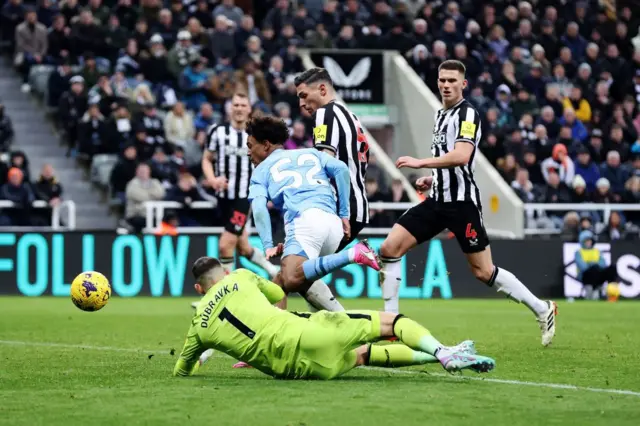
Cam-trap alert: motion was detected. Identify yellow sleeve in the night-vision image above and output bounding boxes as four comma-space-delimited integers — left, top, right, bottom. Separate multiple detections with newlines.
173, 323, 205, 377
255, 275, 286, 304
577, 99, 592, 123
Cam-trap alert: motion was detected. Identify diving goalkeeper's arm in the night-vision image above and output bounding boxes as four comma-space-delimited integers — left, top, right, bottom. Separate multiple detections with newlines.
173, 325, 205, 377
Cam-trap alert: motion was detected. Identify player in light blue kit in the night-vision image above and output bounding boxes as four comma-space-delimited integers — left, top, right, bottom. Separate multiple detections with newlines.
246, 115, 380, 311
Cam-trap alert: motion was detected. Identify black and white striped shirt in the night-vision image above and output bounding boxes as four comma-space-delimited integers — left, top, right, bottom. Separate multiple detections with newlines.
430, 99, 483, 206
312, 100, 369, 224
207, 123, 252, 200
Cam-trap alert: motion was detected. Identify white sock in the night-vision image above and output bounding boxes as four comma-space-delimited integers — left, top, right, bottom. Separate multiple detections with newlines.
199, 349, 215, 365
220, 257, 234, 273
306, 301, 320, 312
381, 257, 401, 313
303, 280, 344, 311
249, 249, 279, 278
491, 267, 548, 316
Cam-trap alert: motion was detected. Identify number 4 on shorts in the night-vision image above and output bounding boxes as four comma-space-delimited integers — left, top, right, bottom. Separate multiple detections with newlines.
465, 223, 478, 239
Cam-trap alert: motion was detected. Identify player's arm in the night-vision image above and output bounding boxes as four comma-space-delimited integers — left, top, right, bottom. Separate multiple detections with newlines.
173, 324, 205, 377
250, 272, 286, 304
312, 105, 337, 156
396, 105, 479, 169
320, 152, 351, 218
248, 178, 274, 250
201, 126, 221, 186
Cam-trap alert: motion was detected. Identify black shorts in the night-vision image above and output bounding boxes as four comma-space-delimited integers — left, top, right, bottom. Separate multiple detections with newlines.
218, 198, 251, 236
337, 218, 366, 251
397, 198, 489, 253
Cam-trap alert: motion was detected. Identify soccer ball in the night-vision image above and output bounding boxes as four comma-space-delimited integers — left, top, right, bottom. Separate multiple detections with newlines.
71, 271, 111, 312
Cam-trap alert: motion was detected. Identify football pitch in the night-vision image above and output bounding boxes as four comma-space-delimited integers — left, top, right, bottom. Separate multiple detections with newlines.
1, 297, 639, 426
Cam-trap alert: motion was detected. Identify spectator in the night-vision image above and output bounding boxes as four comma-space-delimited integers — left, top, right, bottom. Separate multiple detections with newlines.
115, 39, 142, 78
561, 211, 580, 242
540, 171, 572, 229
571, 175, 590, 203
167, 30, 200, 79
9, 150, 30, 181
511, 168, 535, 203
104, 14, 129, 64
522, 149, 544, 187
599, 211, 631, 242
623, 175, 640, 224
58, 75, 88, 156
365, 176, 391, 228
284, 121, 311, 150
599, 151, 629, 201
141, 34, 173, 87
109, 144, 138, 202
593, 177, 614, 204
150, 147, 178, 186
559, 108, 588, 143
164, 173, 203, 226
78, 101, 108, 157
134, 102, 166, 160
541, 143, 575, 187
213, 0, 243, 27
210, 15, 236, 61
105, 103, 133, 151
498, 154, 518, 183
80, 53, 100, 91
124, 162, 165, 232
194, 103, 216, 133
47, 14, 71, 63
234, 57, 271, 107
164, 102, 195, 149
0, 103, 14, 152
0, 167, 35, 226
2, 0, 26, 49
562, 86, 592, 124
15, 8, 49, 92
180, 57, 209, 112
479, 132, 504, 167
153, 9, 177, 49
574, 146, 600, 193
32, 164, 63, 225
88, 0, 109, 26
70, 9, 103, 60
511, 88, 538, 122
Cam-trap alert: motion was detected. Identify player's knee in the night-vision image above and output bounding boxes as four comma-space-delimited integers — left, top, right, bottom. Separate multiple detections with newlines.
219, 233, 237, 254
380, 239, 402, 259
471, 264, 494, 283
237, 245, 252, 257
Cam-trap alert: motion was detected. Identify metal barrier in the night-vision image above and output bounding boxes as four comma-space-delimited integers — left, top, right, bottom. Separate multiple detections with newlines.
144, 201, 517, 239
523, 203, 640, 236
0, 200, 76, 230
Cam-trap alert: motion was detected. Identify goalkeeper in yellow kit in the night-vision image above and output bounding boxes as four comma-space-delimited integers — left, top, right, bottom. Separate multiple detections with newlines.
173, 257, 496, 379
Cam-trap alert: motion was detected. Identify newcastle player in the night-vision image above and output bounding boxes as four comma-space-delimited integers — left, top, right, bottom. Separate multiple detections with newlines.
379, 60, 557, 347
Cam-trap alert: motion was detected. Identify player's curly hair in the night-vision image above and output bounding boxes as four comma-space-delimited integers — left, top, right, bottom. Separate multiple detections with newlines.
246, 115, 289, 146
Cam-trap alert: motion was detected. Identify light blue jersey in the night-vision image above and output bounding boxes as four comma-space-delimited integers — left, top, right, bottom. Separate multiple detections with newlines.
249, 148, 351, 250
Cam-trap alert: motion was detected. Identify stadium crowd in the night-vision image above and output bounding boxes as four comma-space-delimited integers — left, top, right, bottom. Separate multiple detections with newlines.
0, 0, 638, 240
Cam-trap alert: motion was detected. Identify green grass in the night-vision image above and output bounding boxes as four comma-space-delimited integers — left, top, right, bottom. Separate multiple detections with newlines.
1, 297, 640, 426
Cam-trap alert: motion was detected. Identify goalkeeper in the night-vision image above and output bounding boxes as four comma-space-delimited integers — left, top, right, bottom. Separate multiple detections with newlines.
173, 257, 496, 379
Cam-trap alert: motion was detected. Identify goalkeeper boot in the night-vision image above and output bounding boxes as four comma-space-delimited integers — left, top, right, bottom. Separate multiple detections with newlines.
353, 240, 381, 271
436, 348, 495, 373
537, 301, 557, 347
451, 340, 476, 355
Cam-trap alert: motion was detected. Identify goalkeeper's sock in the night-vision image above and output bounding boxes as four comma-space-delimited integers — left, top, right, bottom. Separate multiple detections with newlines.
381, 257, 401, 313
393, 316, 444, 356
367, 344, 437, 368
303, 280, 344, 311
302, 249, 355, 282
220, 257, 234, 273
247, 248, 279, 278
488, 266, 547, 316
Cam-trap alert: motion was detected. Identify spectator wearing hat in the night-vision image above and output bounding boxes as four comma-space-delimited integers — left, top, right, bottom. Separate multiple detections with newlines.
168, 30, 200, 78
141, 34, 172, 87
125, 161, 165, 233
59, 75, 88, 156
15, 8, 49, 92
571, 175, 590, 203
541, 143, 575, 187
0, 167, 35, 226
574, 146, 600, 193
574, 63, 595, 94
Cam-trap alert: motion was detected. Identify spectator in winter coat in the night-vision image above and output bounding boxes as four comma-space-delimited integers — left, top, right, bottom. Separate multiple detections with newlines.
32, 164, 62, 226
134, 102, 166, 157
180, 58, 209, 112
109, 144, 138, 201
59, 75, 88, 153
125, 162, 165, 231
9, 150, 30, 182
78, 102, 108, 157
562, 86, 592, 124
574, 146, 600, 193
194, 103, 216, 133
167, 30, 200, 79
559, 108, 588, 143
0, 167, 34, 226
599, 151, 629, 201
15, 9, 49, 88
164, 102, 195, 149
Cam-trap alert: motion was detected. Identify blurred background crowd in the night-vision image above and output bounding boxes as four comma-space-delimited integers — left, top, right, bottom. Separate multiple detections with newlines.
0, 0, 638, 241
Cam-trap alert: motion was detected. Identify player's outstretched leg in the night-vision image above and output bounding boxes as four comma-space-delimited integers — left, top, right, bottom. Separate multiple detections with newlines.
384, 312, 495, 373
465, 249, 557, 347
301, 239, 381, 282
366, 339, 478, 368
379, 225, 419, 313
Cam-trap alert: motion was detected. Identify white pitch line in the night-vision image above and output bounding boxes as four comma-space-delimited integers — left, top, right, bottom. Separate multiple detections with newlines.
2, 340, 639, 397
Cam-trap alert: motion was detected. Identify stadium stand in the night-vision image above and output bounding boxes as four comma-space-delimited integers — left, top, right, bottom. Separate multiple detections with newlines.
0, 0, 638, 241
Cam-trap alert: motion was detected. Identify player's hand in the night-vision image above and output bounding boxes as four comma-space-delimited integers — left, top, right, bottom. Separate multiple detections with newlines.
210, 177, 228, 191
341, 218, 351, 240
265, 243, 283, 260
415, 176, 433, 193
396, 156, 424, 169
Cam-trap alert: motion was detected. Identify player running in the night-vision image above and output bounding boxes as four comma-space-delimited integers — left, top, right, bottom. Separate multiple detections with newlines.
379, 60, 557, 346
173, 257, 496, 379
201, 93, 279, 278
246, 115, 379, 311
